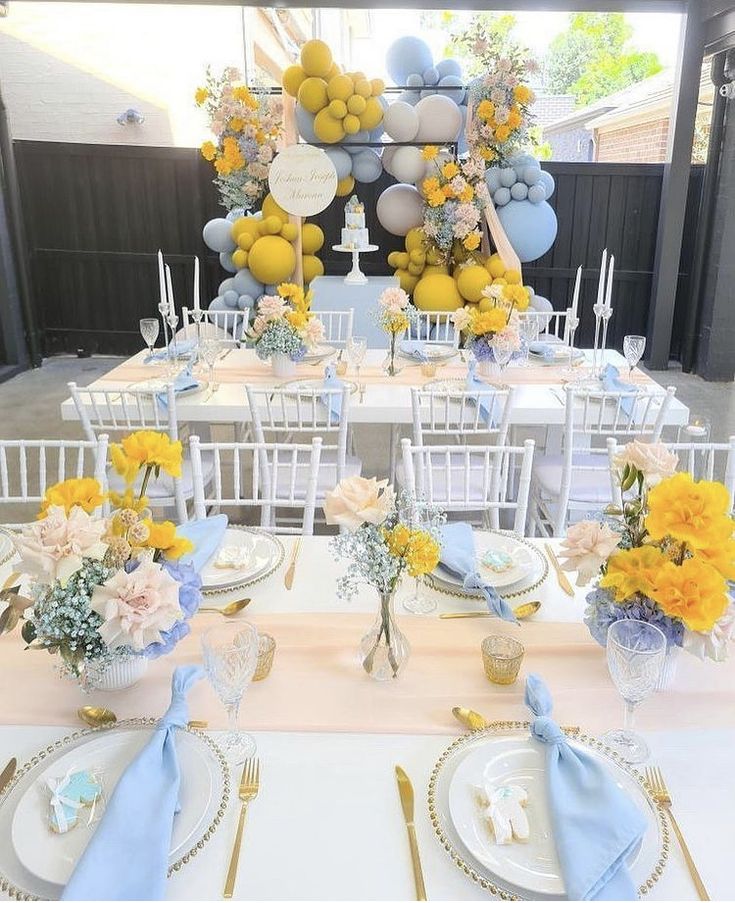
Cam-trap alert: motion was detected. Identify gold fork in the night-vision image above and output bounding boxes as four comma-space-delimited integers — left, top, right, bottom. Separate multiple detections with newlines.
645, 766, 709, 900
223, 758, 260, 899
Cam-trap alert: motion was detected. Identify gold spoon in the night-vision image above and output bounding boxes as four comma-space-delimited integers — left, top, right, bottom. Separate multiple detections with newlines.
197, 598, 251, 616
439, 601, 541, 620
78, 706, 117, 728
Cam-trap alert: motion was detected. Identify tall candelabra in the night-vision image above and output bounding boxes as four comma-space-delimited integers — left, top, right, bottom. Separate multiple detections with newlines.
592, 303, 614, 377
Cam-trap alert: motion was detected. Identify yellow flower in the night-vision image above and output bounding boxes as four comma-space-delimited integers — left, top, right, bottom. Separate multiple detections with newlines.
442, 184, 455, 199
507, 107, 523, 129
200, 140, 217, 162
696, 537, 735, 581
286, 310, 308, 330
232, 85, 254, 104
255, 129, 265, 145
229, 117, 245, 133
479, 146, 496, 162
650, 556, 729, 632
503, 283, 531, 311
422, 145, 438, 160
476, 100, 495, 121
278, 283, 303, 303
404, 529, 440, 577
39, 477, 105, 517
194, 86, 209, 106
141, 519, 193, 560
599, 545, 669, 602
427, 189, 446, 208
110, 431, 183, 483
108, 487, 149, 516
384, 523, 410, 557
646, 472, 733, 550
463, 232, 481, 251
459, 184, 475, 203
471, 308, 507, 336
422, 177, 440, 195
495, 125, 511, 143
387, 313, 409, 334
513, 84, 533, 104
214, 157, 233, 176
441, 161, 459, 180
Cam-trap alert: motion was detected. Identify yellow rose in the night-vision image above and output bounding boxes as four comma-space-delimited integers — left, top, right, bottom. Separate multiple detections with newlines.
646, 472, 733, 550
599, 545, 669, 601
194, 87, 209, 106
39, 477, 105, 518
650, 556, 729, 632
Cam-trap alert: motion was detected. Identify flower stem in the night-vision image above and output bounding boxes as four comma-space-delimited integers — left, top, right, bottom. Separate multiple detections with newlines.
139, 465, 153, 502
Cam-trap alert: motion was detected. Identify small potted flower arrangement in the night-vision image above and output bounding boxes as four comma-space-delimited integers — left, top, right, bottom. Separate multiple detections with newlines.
375, 286, 419, 377
1, 430, 202, 691
324, 476, 442, 679
248, 282, 325, 377
451, 281, 530, 376
559, 441, 735, 680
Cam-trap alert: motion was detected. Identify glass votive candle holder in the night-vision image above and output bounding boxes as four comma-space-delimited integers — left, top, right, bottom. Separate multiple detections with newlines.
481, 635, 525, 685
253, 633, 276, 681
421, 361, 438, 378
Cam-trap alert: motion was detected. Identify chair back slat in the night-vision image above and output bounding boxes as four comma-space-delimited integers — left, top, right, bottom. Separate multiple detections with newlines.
520, 309, 571, 342
311, 310, 354, 347
410, 311, 459, 347
411, 386, 514, 444
181, 307, 248, 345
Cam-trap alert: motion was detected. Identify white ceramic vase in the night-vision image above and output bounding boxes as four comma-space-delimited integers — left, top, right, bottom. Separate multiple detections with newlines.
86, 654, 149, 691
271, 353, 296, 378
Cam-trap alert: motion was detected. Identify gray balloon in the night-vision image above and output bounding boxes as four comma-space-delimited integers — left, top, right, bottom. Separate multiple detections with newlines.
352, 148, 383, 183
537, 169, 555, 199
324, 147, 352, 181
237, 293, 254, 310
494, 186, 511, 206
202, 218, 236, 253
219, 251, 238, 273
522, 166, 542, 187
438, 75, 465, 105
436, 59, 462, 79
222, 289, 239, 309
343, 131, 370, 155
264, 283, 278, 295
510, 182, 529, 201
208, 296, 228, 312
217, 277, 236, 296
295, 104, 318, 143
396, 90, 421, 106
423, 67, 439, 86
528, 184, 546, 204
232, 269, 265, 298
406, 73, 424, 87
499, 167, 517, 188
226, 207, 246, 222
485, 167, 502, 193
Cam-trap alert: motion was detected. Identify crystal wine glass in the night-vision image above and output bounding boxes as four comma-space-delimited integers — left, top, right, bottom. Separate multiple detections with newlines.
399, 496, 437, 615
202, 622, 259, 763
199, 337, 222, 393
623, 334, 646, 376
604, 619, 666, 764
519, 314, 539, 367
346, 335, 367, 394
139, 318, 159, 359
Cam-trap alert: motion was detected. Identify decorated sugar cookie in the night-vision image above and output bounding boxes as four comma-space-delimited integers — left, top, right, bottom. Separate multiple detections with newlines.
47, 770, 102, 834
214, 546, 252, 569
478, 782, 529, 845
481, 549, 514, 574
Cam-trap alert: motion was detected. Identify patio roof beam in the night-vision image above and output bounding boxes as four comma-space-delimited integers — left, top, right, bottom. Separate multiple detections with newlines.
25, 0, 687, 9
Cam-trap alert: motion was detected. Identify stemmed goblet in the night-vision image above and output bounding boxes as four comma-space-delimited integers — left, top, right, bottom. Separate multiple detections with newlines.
399, 497, 437, 615
519, 314, 539, 367
199, 337, 222, 397
346, 335, 367, 400
139, 318, 159, 361
623, 334, 646, 376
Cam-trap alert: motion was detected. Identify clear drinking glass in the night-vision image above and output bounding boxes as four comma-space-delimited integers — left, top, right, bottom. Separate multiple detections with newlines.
604, 619, 666, 764
519, 315, 539, 367
202, 622, 259, 763
346, 335, 367, 393
623, 334, 646, 376
199, 337, 222, 391
398, 499, 437, 615
139, 318, 159, 358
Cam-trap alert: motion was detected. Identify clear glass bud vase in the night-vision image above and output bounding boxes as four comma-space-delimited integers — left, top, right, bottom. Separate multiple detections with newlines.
360, 589, 410, 680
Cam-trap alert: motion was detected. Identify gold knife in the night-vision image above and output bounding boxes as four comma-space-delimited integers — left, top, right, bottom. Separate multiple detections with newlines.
544, 543, 575, 597
395, 765, 427, 901
0, 757, 17, 795
283, 537, 302, 591
440, 601, 541, 620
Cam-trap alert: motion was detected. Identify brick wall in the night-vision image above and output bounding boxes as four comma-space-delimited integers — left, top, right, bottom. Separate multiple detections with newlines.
596, 118, 670, 163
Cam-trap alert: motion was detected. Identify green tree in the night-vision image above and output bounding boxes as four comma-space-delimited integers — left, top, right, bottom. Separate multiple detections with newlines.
426, 11, 522, 77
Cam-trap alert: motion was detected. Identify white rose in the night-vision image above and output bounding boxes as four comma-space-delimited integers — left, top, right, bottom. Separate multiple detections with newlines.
614, 440, 678, 486
558, 520, 620, 586
323, 477, 395, 532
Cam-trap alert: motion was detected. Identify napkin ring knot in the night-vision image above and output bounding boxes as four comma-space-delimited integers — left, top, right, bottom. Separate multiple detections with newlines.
531, 715, 566, 746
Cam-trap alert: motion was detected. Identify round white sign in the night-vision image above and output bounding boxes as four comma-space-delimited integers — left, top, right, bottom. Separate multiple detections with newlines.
268, 144, 338, 217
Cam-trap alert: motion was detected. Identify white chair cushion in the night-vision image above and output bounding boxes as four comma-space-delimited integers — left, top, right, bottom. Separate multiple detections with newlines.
107, 451, 215, 502
533, 453, 613, 504
396, 454, 498, 504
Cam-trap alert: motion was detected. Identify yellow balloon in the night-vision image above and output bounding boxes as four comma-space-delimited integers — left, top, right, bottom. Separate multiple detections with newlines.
492, 277, 508, 286
335, 174, 355, 197
327, 74, 354, 102
231, 216, 260, 240
370, 78, 385, 96
282, 65, 306, 98
261, 193, 289, 223
326, 62, 342, 80
257, 220, 270, 235
408, 261, 424, 277
327, 99, 347, 119
408, 248, 426, 266
247, 235, 296, 284
346, 94, 367, 116
314, 108, 346, 143
422, 264, 450, 278
264, 215, 282, 235
358, 97, 384, 131
392, 251, 410, 270
298, 76, 329, 114
425, 246, 445, 266
237, 232, 254, 251
342, 113, 361, 135
405, 227, 426, 253
300, 39, 333, 78
414, 274, 463, 312
280, 222, 298, 242
387, 251, 402, 268
486, 254, 506, 279
396, 269, 420, 294
302, 254, 324, 284
232, 249, 248, 269
354, 78, 371, 98
457, 265, 492, 303
478, 297, 495, 313
301, 223, 325, 255
504, 268, 522, 285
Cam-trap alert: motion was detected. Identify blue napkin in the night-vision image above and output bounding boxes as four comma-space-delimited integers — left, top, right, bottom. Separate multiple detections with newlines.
399, 339, 429, 363
62, 666, 204, 901
145, 337, 197, 364
321, 363, 343, 425
438, 522, 516, 621
156, 364, 199, 408
525, 674, 647, 900
466, 359, 496, 427
600, 364, 636, 417
177, 513, 229, 573
528, 341, 556, 361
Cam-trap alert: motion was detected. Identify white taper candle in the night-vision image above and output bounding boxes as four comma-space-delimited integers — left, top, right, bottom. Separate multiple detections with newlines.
193, 256, 200, 311
596, 248, 607, 307
571, 265, 581, 320
165, 264, 175, 318
605, 255, 615, 309
157, 250, 167, 310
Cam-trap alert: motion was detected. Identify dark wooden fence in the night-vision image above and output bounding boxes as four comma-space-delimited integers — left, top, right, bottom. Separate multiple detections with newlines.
13, 141, 703, 357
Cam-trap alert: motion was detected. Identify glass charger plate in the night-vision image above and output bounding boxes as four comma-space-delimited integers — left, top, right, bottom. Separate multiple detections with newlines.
529, 350, 585, 367
398, 344, 458, 363
279, 377, 358, 396
429, 724, 669, 901
424, 378, 510, 393
0, 720, 230, 901
127, 377, 209, 398
201, 527, 284, 597
302, 344, 336, 364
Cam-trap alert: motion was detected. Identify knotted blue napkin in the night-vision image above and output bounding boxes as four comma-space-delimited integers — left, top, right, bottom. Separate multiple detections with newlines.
524, 674, 647, 901
145, 337, 197, 364
438, 522, 516, 621
156, 363, 199, 409
600, 364, 636, 417
62, 666, 205, 901
466, 359, 496, 427
321, 363, 343, 424
177, 513, 229, 573
399, 339, 429, 363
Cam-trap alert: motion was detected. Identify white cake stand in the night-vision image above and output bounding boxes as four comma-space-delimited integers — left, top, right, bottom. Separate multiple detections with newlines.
332, 243, 379, 285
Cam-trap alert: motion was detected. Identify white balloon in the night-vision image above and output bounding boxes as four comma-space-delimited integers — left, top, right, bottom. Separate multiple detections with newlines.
376, 184, 424, 236
382, 145, 397, 176
414, 94, 463, 143
383, 101, 420, 142
390, 146, 426, 184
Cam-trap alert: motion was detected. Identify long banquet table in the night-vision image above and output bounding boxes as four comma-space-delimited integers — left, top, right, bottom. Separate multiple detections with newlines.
0, 537, 732, 901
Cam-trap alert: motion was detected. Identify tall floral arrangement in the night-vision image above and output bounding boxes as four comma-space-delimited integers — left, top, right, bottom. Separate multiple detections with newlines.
374, 287, 419, 376
451, 282, 529, 362
560, 441, 735, 662
248, 283, 324, 363
1, 432, 201, 682
196, 66, 282, 211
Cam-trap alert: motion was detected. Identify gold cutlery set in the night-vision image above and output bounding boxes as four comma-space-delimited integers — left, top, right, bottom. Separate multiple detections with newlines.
545, 543, 574, 596
283, 537, 302, 590
224, 758, 260, 899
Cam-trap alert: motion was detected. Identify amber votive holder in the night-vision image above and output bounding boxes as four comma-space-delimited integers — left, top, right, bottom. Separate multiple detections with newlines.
421, 361, 438, 378
481, 634, 525, 685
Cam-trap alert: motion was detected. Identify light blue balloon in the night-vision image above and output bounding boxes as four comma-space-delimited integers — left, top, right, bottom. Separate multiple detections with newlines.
508, 153, 538, 170
522, 166, 542, 187
494, 187, 511, 206
208, 296, 228, 312
294, 104, 318, 143
202, 218, 236, 254
222, 289, 239, 309
530, 293, 553, 313
343, 131, 370, 154
527, 184, 546, 204
537, 169, 555, 200
457, 105, 468, 155
406, 73, 424, 88
325, 147, 352, 181
217, 277, 236, 296
237, 293, 254, 310
423, 67, 439, 86
496, 199, 558, 263
499, 167, 517, 188
352, 148, 383, 183
396, 90, 421, 106
219, 251, 237, 273
438, 75, 465, 105
386, 36, 434, 85
226, 208, 246, 222
264, 283, 278, 295
369, 96, 389, 140
485, 167, 502, 193
232, 269, 264, 298
511, 182, 529, 201
436, 59, 462, 79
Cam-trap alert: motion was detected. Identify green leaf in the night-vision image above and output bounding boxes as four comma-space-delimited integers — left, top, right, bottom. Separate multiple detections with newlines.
0, 606, 19, 634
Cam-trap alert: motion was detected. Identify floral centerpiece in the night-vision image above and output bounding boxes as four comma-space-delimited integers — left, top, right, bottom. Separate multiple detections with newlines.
248, 282, 325, 377
1, 431, 201, 690
324, 477, 442, 679
451, 282, 530, 374
374, 286, 419, 377
196, 66, 282, 211
559, 441, 735, 669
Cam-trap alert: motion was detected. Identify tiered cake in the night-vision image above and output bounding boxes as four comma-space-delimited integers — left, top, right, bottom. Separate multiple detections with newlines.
341, 195, 370, 249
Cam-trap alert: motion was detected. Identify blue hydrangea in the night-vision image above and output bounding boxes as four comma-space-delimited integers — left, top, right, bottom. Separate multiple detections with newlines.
583, 586, 684, 649
138, 559, 202, 660
255, 319, 306, 362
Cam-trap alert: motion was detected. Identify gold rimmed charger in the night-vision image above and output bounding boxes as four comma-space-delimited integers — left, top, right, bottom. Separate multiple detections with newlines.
278, 376, 358, 396
201, 526, 285, 599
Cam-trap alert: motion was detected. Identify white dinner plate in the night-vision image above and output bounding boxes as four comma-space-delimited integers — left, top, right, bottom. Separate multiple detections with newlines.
11, 729, 215, 888
529, 348, 585, 367
279, 377, 358, 396
127, 377, 208, 398
446, 735, 660, 898
398, 342, 458, 363
200, 527, 282, 591
432, 532, 543, 593
302, 344, 336, 364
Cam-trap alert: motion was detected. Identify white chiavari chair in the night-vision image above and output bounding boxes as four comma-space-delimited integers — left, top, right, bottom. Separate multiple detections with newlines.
532, 383, 676, 536
0, 436, 109, 530
310, 310, 354, 347
189, 435, 322, 535
68, 381, 205, 523
410, 386, 515, 445
400, 438, 535, 533
409, 311, 459, 347
181, 308, 248, 345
